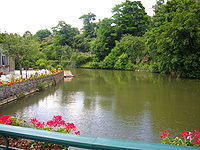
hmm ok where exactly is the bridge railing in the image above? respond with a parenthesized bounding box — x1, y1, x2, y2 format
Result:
(0, 124, 199, 150)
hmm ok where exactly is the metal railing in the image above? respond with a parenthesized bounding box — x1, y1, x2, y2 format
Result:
(0, 124, 199, 150)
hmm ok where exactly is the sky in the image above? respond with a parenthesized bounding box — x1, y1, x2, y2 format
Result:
(0, 0, 156, 35)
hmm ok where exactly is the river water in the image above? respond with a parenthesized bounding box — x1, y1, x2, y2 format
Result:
(0, 69, 200, 143)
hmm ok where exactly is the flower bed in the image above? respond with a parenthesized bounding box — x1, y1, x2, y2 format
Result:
(0, 69, 64, 105)
(0, 69, 62, 86)
(0, 115, 80, 149)
(161, 130, 200, 147)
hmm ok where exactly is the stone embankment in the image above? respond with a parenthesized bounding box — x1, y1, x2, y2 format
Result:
(0, 71, 64, 106)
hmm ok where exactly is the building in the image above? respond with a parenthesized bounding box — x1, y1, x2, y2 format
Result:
(0, 51, 15, 74)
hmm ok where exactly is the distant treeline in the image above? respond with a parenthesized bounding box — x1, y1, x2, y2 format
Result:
(0, 0, 199, 78)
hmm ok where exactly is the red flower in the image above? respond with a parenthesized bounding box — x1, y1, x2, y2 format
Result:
(35, 122, 45, 128)
(46, 120, 57, 127)
(46, 115, 66, 127)
(0, 115, 12, 125)
(75, 131, 80, 135)
(160, 130, 169, 138)
(194, 130, 200, 138)
(30, 118, 38, 124)
(180, 131, 190, 138)
(65, 123, 76, 130)
(193, 138, 200, 146)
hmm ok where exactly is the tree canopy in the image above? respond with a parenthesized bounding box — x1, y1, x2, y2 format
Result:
(0, 33, 39, 75)
(79, 13, 97, 38)
(146, 0, 200, 77)
(112, 0, 150, 37)
(0, 0, 199, 78)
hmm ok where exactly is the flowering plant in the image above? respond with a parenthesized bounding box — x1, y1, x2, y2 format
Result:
(0, 69, 62, 87)
(30, 115, 80, 135)
(0, 115, 80, 149)
(160, 130, 200, 147)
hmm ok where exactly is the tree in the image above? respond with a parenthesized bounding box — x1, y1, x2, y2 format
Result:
(0, 33, 39, 76)
(146, 0, 200, 77)
(52, 21, 79, 47)
(23, 31, 33, 39)
(90, 18, 117, 60)
(79, 13, 97, 38)
(112, 0, 150, 38)
(34, 29, 51, 41)
(102, 35, 146, 69)
(73, 34, 90, 52)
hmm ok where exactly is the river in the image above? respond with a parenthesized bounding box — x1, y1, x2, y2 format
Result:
(0, 69, 200, 143)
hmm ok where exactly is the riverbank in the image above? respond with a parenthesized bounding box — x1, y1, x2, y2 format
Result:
(0, 70, 64, 106)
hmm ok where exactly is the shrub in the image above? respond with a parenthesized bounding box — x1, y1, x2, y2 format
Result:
(37, 81, 46, 91)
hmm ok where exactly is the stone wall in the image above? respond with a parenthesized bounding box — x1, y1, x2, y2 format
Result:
(0, 71, 64, 106)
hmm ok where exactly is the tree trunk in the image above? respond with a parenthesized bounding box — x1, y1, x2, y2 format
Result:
(19, 63, 23, 78)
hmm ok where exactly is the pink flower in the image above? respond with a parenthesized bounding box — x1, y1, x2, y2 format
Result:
(30, 118, 38, 124)
(65, 123, 76, 130)
(194, 130, 200, 138)
(46, 115, 66, 127)
(75, 131, 80, 135)
(160, 130, 169, 138)
(35, 122, 45, 128)
(53, 115, 62, 121)
(180, 131, 189, 138)
(186, 132, 193, 141)
(0, 115, 10, 120)
(0, 115, 12, 125)
(193, 138, 200, 146)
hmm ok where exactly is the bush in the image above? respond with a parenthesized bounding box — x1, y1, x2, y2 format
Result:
(100, 35, 146, 70)
(47, 60, 59, 67)
(37, 81, 46, 91)
(36, 59, 48, 69)
(114, 53, 128, 70)
(56, 65, 63, 70)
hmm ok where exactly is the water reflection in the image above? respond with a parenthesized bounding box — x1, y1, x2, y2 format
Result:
(0, 69, 200, 143)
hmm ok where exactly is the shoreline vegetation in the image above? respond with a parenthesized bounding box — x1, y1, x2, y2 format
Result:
(0, 0, 199, 79)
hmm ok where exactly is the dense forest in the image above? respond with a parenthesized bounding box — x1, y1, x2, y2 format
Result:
(0, 0, 200, 78)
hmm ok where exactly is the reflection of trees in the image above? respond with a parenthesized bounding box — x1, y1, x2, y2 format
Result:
(61, 69, 200, 135)
(1, 68, 199, 142)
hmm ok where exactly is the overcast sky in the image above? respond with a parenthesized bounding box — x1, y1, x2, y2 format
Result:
(0, 0, 156, 35)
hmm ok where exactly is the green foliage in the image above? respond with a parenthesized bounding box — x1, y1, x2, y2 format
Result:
(73, 34, 90, 52)
(34, 29, 51, 41)
(36, 59, 48, 69)
(101, 35, 146, 70)
(37, 81, 47, 91)
(52, 21, 79, 47)
(70, 53, 92, 67)
(114, 53, 128, 70)
(42, 44, 57, 60)
(146, 0, 200, 78)
(112, 0, 150, 37)
(0, 33, 39, 75)
(55, 64, 63, 70)
(79, 12, 97, 38)
(1, 0, 199, 78)
(90, 18, 117, 60)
